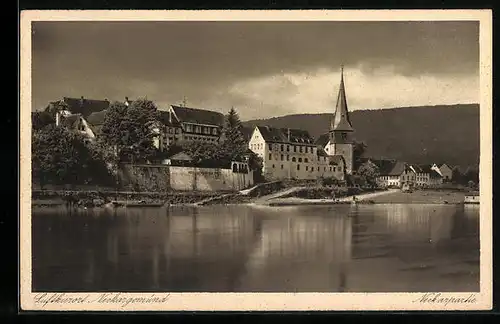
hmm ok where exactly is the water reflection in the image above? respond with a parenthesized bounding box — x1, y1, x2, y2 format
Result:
(32, 204, 479, 292)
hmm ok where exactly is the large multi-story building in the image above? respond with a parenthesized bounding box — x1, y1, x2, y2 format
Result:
(248, 67, 352, 181)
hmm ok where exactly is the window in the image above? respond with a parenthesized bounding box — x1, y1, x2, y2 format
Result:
(330, 167, 332, 171)
(317, 167, 319, 171)
(333, 166, 336, 172)
(298, 158, 302, 162)
(281, 154, 284, 161)
(269, 143, 273, 150)
(186, 124, 192, 132)
(292, 157, 296, 162)
(297, 164, 300, 170)
(281, 164, 284, 169)
(293, 146, 297, 152)
(280, 144, 284, 151)
(269, 154, 272, 160)
(272, 164, 275, 168)
(287, 155, 290, 161)
(287, 145, 290, 152)
(324, 167, 326, 171)
(195, 126, 201, 133)
(176, 128, 180, 134)
(212, 128, 217, 135)
(306, 166, 308, 171)
(169, 128, 174, 134)
(299, 146, 303, 153)
(304, 158, 308, 163)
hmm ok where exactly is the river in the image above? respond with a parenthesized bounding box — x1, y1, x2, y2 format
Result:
(32, 204, 479, 292)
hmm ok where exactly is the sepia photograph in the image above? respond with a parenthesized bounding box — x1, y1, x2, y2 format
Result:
(20, 10, 492, 311)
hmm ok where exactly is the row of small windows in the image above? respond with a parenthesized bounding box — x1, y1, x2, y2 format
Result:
(379, 176, 399, 180)
(165, 127, 181, 134)
(270, 164, 338, 172)
(251, 143, 316, 154)
(269, 143, 315, 154)
(268, 154, 327, 162)
(184, 124, 218, 135)
(184, 136, 217, 142)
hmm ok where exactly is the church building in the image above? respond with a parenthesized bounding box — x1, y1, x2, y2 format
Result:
(248, 66, 354, 181)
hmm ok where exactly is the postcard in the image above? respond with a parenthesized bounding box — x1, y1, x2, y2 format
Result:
(20, 9, 492, 311)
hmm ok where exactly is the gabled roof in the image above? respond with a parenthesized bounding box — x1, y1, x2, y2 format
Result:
(256, 126, 315, 145)
(429, 169, 443, 179)
(86, 110, 107, 126)
(413, 164, 432, 174)
(170, 105, 224, 127)
(61, 97, 110, 118)
(158, 110, 182, 127)
(317, 148, 329, 157)
(240, 126, 254, 141)
(315, 133, 330, 147)
(59, 114, 82, 128)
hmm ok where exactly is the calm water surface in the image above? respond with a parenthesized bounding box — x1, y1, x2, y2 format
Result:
(32, 204, 479, 292)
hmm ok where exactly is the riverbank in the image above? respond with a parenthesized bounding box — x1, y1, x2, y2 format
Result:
(253, 189, 468, 207)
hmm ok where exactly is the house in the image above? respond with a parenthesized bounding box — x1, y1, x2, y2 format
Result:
(166, 105, 225, 144)
(86, 109, 107, 137)
(373, 159, 406, 188)
(410, 164, 444, 188)
(58, 114, 97, 142)
(248, 125, 345, 181)
(432, 163, 453, 182)
(157, 110, 183, 150)
(44, 96, 110, 127)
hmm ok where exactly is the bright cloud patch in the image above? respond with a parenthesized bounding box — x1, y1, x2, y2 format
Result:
(223, 66, 479, 120)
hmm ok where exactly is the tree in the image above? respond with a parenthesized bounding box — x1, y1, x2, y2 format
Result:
(181, 141, 222, 167)
(219, 107, 247, 161)
(463, 166, 479, 186)
(353, 141, 367, 171)
(451, 166, 463, 184)
(357, 160, 380, 188)
(32, 111, 54, 130)
(99, 98, 160, 163)
(32, 124, 112, 187)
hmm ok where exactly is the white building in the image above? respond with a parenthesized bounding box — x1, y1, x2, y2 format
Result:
(248, 126, 345, 180)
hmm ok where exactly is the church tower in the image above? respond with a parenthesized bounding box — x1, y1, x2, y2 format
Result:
(328, 65, 355, 174)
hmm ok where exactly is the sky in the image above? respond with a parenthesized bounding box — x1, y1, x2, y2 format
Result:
(31, 21, 479, 121)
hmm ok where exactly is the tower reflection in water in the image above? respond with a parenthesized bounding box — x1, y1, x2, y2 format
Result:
(32, 203, 479, 292)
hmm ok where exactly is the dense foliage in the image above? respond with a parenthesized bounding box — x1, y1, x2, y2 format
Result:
(99, 98, 160, 163)
(32, 125, 113, 188)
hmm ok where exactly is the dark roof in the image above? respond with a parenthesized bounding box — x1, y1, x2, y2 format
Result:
(429, 169, 443, 179)
(158, 110, 182, 127)
(240, 126, 254, 141)
(317, 148, 329, 157)
(59, 114, 82, 128)
(369, 159, 398, 175)
(61, 97, 110, 117)
(86, 110, 107, 126)
(315, 133, 330, 147)
(171, 105, 224, 127)
(329, 155, 345, 166)
(256, 126, 315, 145)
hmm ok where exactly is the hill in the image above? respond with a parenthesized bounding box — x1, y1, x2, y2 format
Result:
(243, 104, 480, 169)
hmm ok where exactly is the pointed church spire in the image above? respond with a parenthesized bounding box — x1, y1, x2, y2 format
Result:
(330, 65, 353, 132)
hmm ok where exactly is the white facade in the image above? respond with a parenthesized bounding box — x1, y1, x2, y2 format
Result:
(376, 175, 401, 187)
(248, 127, 344, 181)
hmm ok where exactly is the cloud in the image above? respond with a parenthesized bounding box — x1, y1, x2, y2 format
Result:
(223, 66, 479, 120)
